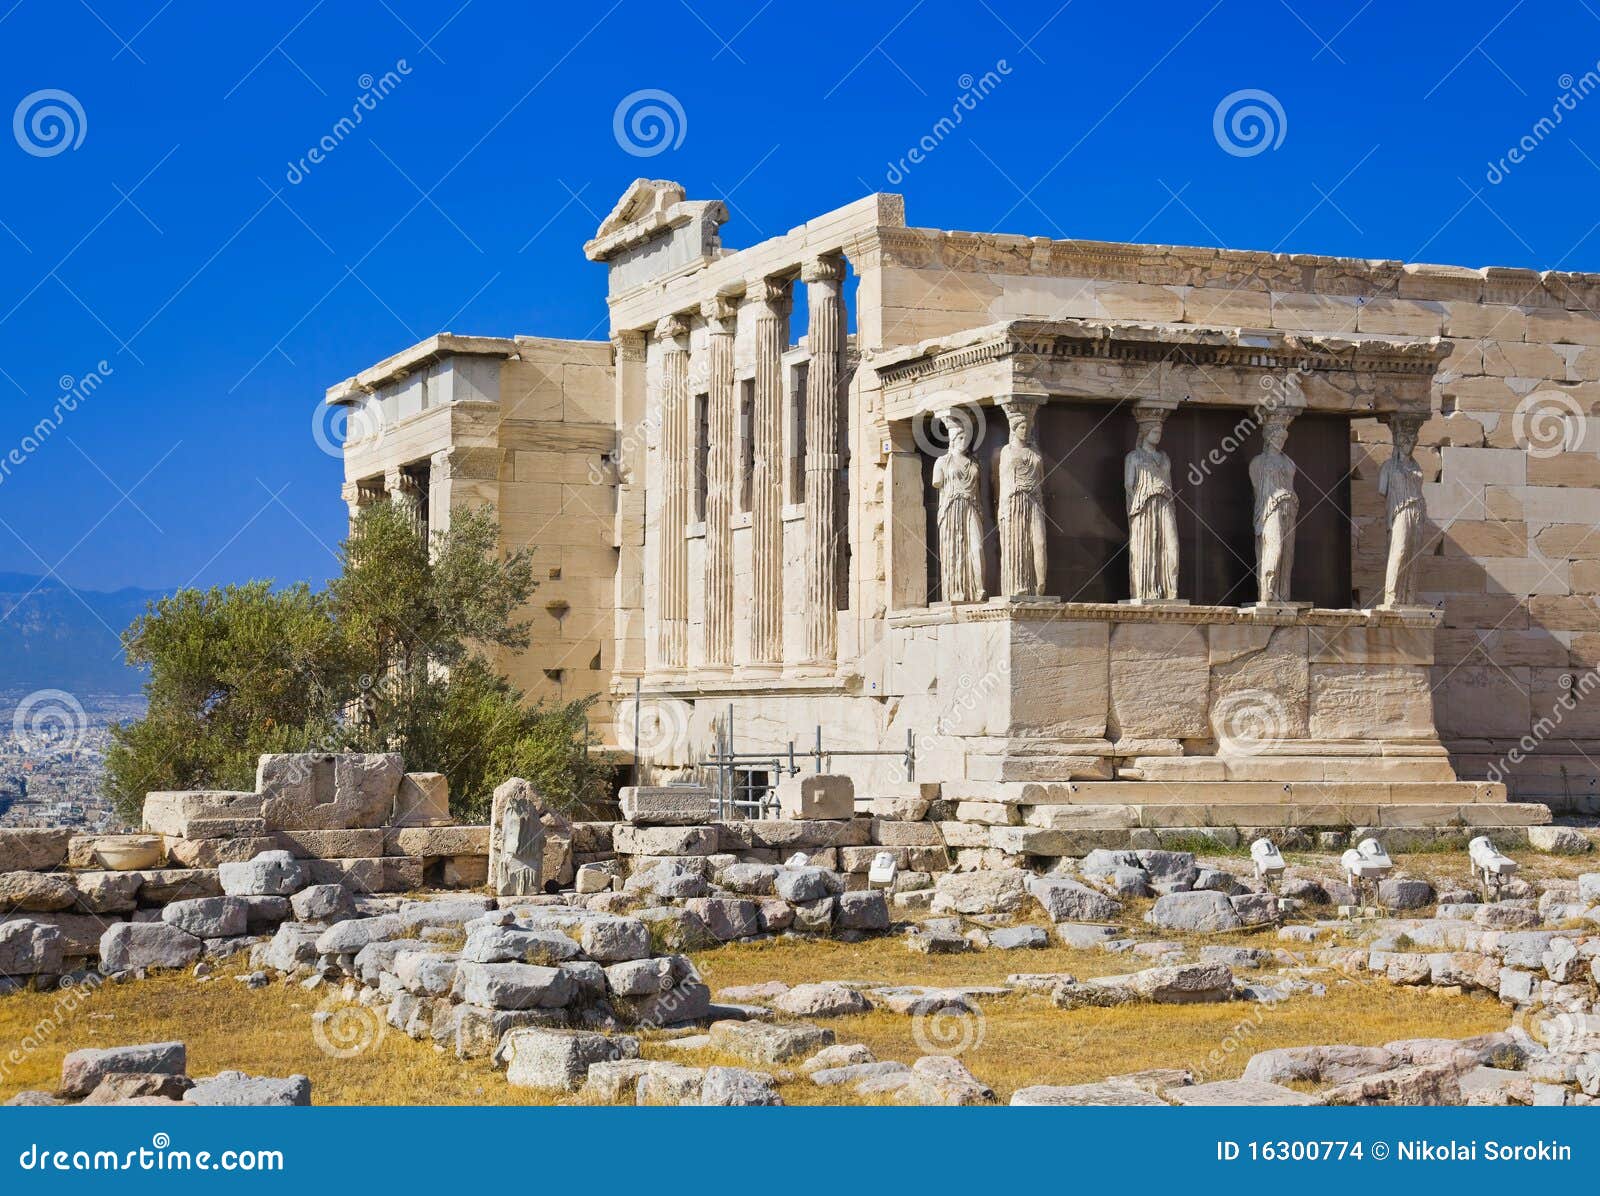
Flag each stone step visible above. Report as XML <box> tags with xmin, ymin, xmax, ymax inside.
<box><xmin>943</xmin><ymin>779</ymin><xmax>1509</xmax><ymax>805</ymax></box>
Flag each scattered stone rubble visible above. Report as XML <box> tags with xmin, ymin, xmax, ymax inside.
<box><xmin>5</xmin><ymin>1040</ymin><xmax>310</xmax><ymax>1107</ymax></box>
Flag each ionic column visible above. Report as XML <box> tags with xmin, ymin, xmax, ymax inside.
<box><xmin>701</xmin><ymin>295</ymin><xmax>737</xmax><ymax>669</ymax></box>
<box><xmin>747</xmin><ymin>277</ymin><xmax>790</xmax><ymax>667</ymax></box>
<box><xmin>385</xmin><ymin>466</ymin><xmax>426</xmax><ymax>538</ymax></box>
<box><xmin>802</xmin><ymin>257</ymin><xmax>847</xmax><ymax>664</ymax></box>
<box><xmin>655</xmin><ymin>314</ymin><xmax>691</xmax><ymax>671</ymax></box>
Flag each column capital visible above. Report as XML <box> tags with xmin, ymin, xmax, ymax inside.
<box><xmin>654</xmin><ymin>313</ymin><xmax>691</xmax><ymax>346</ymax></box>
<box><xmin>743</xmin><ymin>275</ymin><xmax>791</xmax><ymax>313</ymax></box>
<box><xmin>800</xmin><ymin>256</ymin><xmax>846</xmax><ymax>286</ymax></box>
<box><xmin>611</xmin><ymin>329</ymin><xmax>647</xmax><ymax>362</ymax></box>
<box><xmin>700</xmin><ymin>293</ymin><xmax>739</xmax><ymax>334</ymax></box>
<box><xmin>997</xmin><ymin>392</ymin><xmax>1048</xmax><ymax>413</ymax></box>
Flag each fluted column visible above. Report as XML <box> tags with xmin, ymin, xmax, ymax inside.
<box><xmin>385</xmin><ymin>467</ymin><xmax>426</xmax><ymax>538</ymax></box>
<box><xmin>802</xmin><ymin>257</ymin><xmax>847</xmax><ymax>664</ymax></box>
<box><xmin>655</xmin><ymin>314</ymin><xmax>691</xmax><ymax>670</ymax></box>
<box><xmin>747</xmin><ymin>277</ymin><xmax>790</xmax><ymax>667</ymax></box>
<box><xmin>701</xmin><ymin>295</ymin><xmax>737</xmax><ymax>669</ymax></box>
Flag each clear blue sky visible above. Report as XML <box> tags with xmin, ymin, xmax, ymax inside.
<box><xmin>1</xmin><ymin>0</ymin><xmax>1597</xmax><ymax>593</ymax></box>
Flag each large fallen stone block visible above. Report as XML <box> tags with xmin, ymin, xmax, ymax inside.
<box><xmin>580</xmin><ymin>916</ymin><xmax>651</xmax><ymax>962</ymax></box>
<box><xmin>1243</xmin><ymin>1044</ymin><xmax>1398</xmax><ymax>1086</ymax></box>
<box><xmin>1012</xmin><ymin>1082</ymin><xmax>1168</xmax><ymax>1106</ymax></box>
<box><xmin>708</xmin><ymin>1019</ymin><xmax>834</xmax><ymax>1064</ymax></box>
<box><xmin>777</xmin><ymin>774</ymin><xmax>854</xmax><ymax>820</ymax></box>
<box><xmin>0</xmin><ymin>828</ymin><xmax>72</xmax><ymax>872</ymax></box>
<box><xmin>836</xmin><ymin>889</ymin><xmax>890</xmax><ymax>931</ymax></box>
<box><xmin>266</xmin><ymin>923</ymin><xmax>323</xmax><ymax>972</ymax></box>
<box><xmin>0</xmin><ymin>919</ymin><xmax>65</xmax><ymax>976</ymax></box>
<box><xmin>288</xmin><ymin>884</ymin><xmax>355</xmax><ymax>924</ymax></box>
<box><xmin>71</xmin><ymin>871</ymin><xmax>142</xmax><ymax>914</ymax></box>
<box><xmin>452</xmin><ymin>961</ymin><xmax>575</xmax><ymax>1010</ymax></box>
<box><xmin>613</xmin><ymin>825</ymin><xmax>718</xmax><ymax>857</ymax></box>
<box><xmin>218</xmin><ymin>850</ymin><xmax>307</xmax><ymax>897</ymax></box>
<box><xmin>698</xmin><ymin>1066</ymin><xmax>783</xmax><ymax>1106</ymax></box>
<box><xmin>0</xmin><ymin>871</ymin><xmax>78</xmax><ymax>913</ymax></box>
<box><xmin>183</xmin><ymin>1071</ymin><xmax>312</xmax><ymax>1106</ymax></box>
<box><xmin>99</xmin><ymin>923</ymin><xmax>203</xmax><ymax>973</ymax></box>
<box><xmin>1322</xmin><ymin>1063</ymin><xmax>1462</xmax><ymax>1106</ymax></box>
<box><xmin>1145</xmin><ymin>889</ymin><xmax>1243</xmax><ymax>933</ymax></box>
<box><xmin>682</xmin><ymin>898</ymin><xmax>761</xmax><ymax>941</ymax></box>
<box><xmin>931</xmin><ymin>870</ymin><xmax>1029</xmax><ymax>916</ymax></box>
<box><xmin>1028</xmin><ymin>876</ymin><xmax>1122</xmax><ymax>923</ymax></box>
<box><xmin>258</xmin><ymin>753</ymin><xmax>402</xmax><ymax>831</ymax></box>
<box><xmin>392</xmin><ymin>772</ymin><xmax>450</xmax><ymax>826</ymax></box>
<box><xmin>502</xmin><ymin>1029</ymin><xmax>639</xmax><ymax>1091</ymax></box>
<box><xmin>60</xmin><ymin>1041</ymin><xmax>186</xmax><ymax>1098</ymax></box>
<box><xmin>453</xmin><ymin>1005</ymin><xmax>568</xmax><ymax>1059</ymax></box>
<box><xmin>142</xmin><ymin>791</ymin><xmax>262</xmax><ymax>839</ymax></box>
<box><xmin>127</xmin><ymin>868</ymin><xmax>222</xmax><ymax>903</ymax></box>
<box><xmin>1118</xmin><ymin>962</ymin><xmax>1234</xmax><ymax>1004</ymax></box>
<box><xmin>1166</xmin><ymin>1079</ymin><xmax>1322</xmax><ymax>1106</ymax></box>
<box><xmin>462</xmin><ymin>919</ymin><xmax>582</xmax><ymax>966</ymax></box>
<box><xmin>619</xmin><ymin>785</ymin><xmax>717</xmax><ymax>826</ymax></box>
<box><xmin>161</xmin><ymin>897</ymin><xmax>248</xmax><ymax>939</ymax></box>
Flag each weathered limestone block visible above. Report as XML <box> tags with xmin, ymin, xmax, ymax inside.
<box><xmin>452</xmin><ymin>961</ymin><xmax>576</xmax><ymax>1010</ymax></box>
<box><xmin>99</xmin><ymin>922</ymin><xmax>203</xmax><ymax>973</ymax></box>
<box><xmin>502</xmin><ymin>1028</ymin><xmax>639</xmax><ymax>1091</ymax></box>
<box><xmin>218</xmin><ymin>851</ymin><xmax>306</xmax><ymax>897</ymax></box>
<box><xmin>777</xmin><ymin>774</ymin><xmax>854</xmax><ymax>820</ymax></box>
<box><xmin>0</xmin><ymin>828</ymin><xmax>71</xmax><ymax>872</ymax></box>
<box><xmin>183</xmin><ymin>1071</ymin><xmax>312</xmax><ymax>1107</ymax></box>
<box><xmin>257</xmin><ymin>753</ymin><xmax>403</xmax><ymax>831</ymax></box>
<box><xmin>142</xmin><ymin>791</ymin><xmax>262</xmax><ymax>839</ymax></box>
<box><xmin>162</xmin><ymin>897</ymin><xmax>248</xmax><ymax>939</ymax></box>
<box><xmin>618</xmin><ymin>785</ymin><xmax>717</xmax><ymax>825</ymax></box>
<box><xmin>489</xmin><ymin>778</ymin><xmax>546</xmax><ymax>897</ymax></box>
<box><xmin>0</xmin><ymin>871</ymin><xmax>78</xmax><ymax>912</ymax></box>
<box><xmin>708</xmin><ymin>1019</ymin><xmax>834</xmax><ymax>1065</ymax></box>
<box><xmin>384</xmin><ymin>826</ymin><xmax>489</xmax><ymax>857</ymax></box>
<box><xmin>272</xmin><ymin>829</ymin><xmax>385</xmax><ymax>860</ymax></box>
<box><xmin>1309</xmin><ymin>664</ymin><xmax>1436</xmax><ymax>740</ymax></box>
<box><xmin>20</xmin><ymin>912</ymin><xmax>113</xmax><ymax>958</ymax></box>
<box><xmin>165</xmin><ymin>836</ymin><xmax>282</xmax><ymax>869</ymax></box>
<box><xmin>0</xmin><ymin>919</ymin><xmax>65</xmax><ymax>976</ymax></box>
<box><xmin>60</xmin><ymin>1042</ymin><xmax>186</xmax><ymax>1099</ymax></box>
<box><xmin>613</xmin><ymin>825</ymin><xmax>718</xmax><ymax>856</ymax></box>
<box><xmin>930</xmin><ymin>616</ymin><xmax>1109</xmax><ymax>738</ymax></box>
<box><xmin>392</xmin><ymin>772</ymin><xmax>450</xmax><ymax>826</ymax></box>
<box><xmin>1108</xmin><ymin>622</ymin><xmax>1209</xmax><ymax>739</ymax></box>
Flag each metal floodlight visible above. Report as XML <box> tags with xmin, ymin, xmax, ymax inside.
<box><xmin>867</xmin><ymin>850</ymin><xmax>898</xmax><ymax>888</ymax></box>
<box><xmin>1340</xmin><ymin>837</ymin><xmax>1393</xmax><ymax>909</ymax></box>
<box><xmin>1468</xmin><ymin>835</ymin><xmax>1517</xmax><ymax>895</ymax></box>
<box><xmin>1250</xmin><ymin>837</ymin><xmax>1287</xmax><ymax>882</ymax></box>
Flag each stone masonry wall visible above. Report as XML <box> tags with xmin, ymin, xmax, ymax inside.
<box><xmin>868</xmin><ymin>229</ymin><xmax>1600</xmax><ymax>810</ymax></box>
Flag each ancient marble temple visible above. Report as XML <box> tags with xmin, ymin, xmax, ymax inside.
<box><xmin>325</xmin><ymin>179</ymin><xmax>1600</xmax><ymax>820</ymax></box>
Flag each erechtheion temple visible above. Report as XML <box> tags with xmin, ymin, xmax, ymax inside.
<box><xmin>327</xmin><ymin>179</ymin><xmax>1600</xmax><ymax>829</ymax></box>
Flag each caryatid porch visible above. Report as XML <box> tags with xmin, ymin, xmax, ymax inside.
<box><xmin>871</xmin><ymin>318</ymin><xmax>1513</xmax><ymax>811</ymax></box>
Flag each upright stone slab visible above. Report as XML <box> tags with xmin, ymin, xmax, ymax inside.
<box><xmin>258</xmin><ymin>753</ymin><xmax>403</xmax><ymax>831</ymax></box>
<box><xmin>619</xmin><ymin>785</ymin><xmax>717</xmax><ymax>826</ymax></box>
<box><xmin>776</xmin><ymin>774</ymin><xmax>854</xmax><ymax>820</ymax></box>
<box><xmin>489</xmin><ymin>778</ymin><xmax>546</xmax><ymax>897</ymax></box>
<box><xmin>392</xmin><ymin>773</ymin><xmax>450</xmax><ymax>826</ymax></box>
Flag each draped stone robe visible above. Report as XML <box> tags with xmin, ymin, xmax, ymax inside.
<box><xmin>1250</xmin><ymin>448</ymin><xmax>1298</xmax><ymax>603</ymax></box>
<box><xmin>998</xmin><ymin>439</ymin><xmax>1047</xmax><ymax>596</ymax></box>
<box><xmin>1379</xmin><ymin>450</ymin><xmax>1425</xmax><ymax>606</ymax></box>
<box><xmin>1125</xmin><ymin>446</ymin><xmax>1179</xmax><ymax>600</ymax></box>
<box><xmin>933</xmin><ymin>448</ymin><xmax>986</xmax><ymax>603</ymax></box>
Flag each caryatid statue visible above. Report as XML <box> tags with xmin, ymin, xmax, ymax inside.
<box><xmin>931</xmin><ymin>409</ymin><xmax>986</xmax><ymax>603</ymax></box>
<box><xmin>1125</xmin><ymin>406</ymin><xmax>1179</xmax><ymax>601</ymax></box>
<box><xmin>997</xmin><ymin>396</ymin><xmax>1048</xmax><ymax>597</ymax></box>
<box><xmin>1249</xmin><ymin>413</ymin><xmax>1299</xmax><ymax>604</ymax></box>
<box><xmin>1379</xmin><ymin>414</ymin><xmax>1426</xmax><ymax>607</ymax></box>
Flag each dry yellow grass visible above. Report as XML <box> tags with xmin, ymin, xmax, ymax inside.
<box><xmin>0</xmin><ymin>930</ymin><xmax>1512</xmax><ymax>1106</ymax></box>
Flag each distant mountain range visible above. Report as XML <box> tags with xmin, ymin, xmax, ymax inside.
<box><xmin>0</xmin><ymin>572</ymin><xmax>164</xmax><ymax>694</ymax></box>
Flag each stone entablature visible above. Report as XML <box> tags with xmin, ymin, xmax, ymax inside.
<box><xmin>874</xmin><ymin>319</ymin><xmax>1449</xmax><ymax>420</ymax></box>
